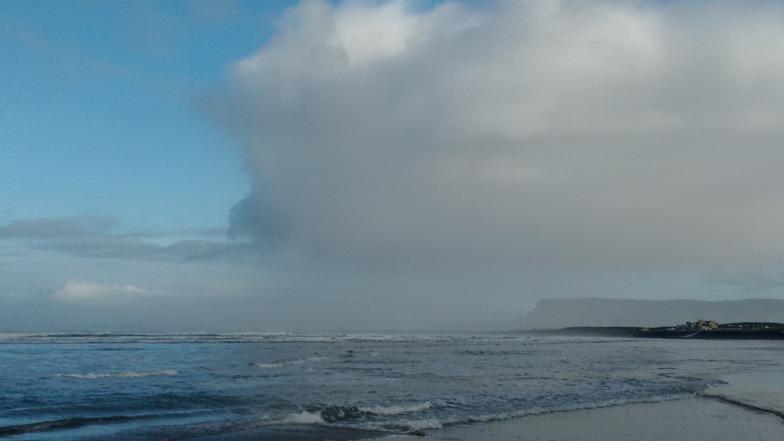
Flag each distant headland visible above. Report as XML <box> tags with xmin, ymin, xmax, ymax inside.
<box><xmin>519</xmin><ymin>298</ymin><xmax>784</xmax><ymax>331</ymax></box>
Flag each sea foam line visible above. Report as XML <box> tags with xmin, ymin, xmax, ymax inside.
<box><xmin>57</xmin><ymin>369</ymin><xmax>179</xmax><ymax>380</ymax></box>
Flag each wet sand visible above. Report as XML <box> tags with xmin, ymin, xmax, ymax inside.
<box><xmin>429</xmin><ymin>397</ymin><xmax>784</xmax><ymax>441</ymax></box>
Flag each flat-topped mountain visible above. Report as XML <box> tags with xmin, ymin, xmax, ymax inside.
<box><xmin>520</xmin><ymin>298</ymin><xmax>784</xmax><ymax>330</ymax></box>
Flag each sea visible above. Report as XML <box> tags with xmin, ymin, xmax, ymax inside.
<box><xmin>1</xmin><ymin>332</ymin><xmax>782</xmax><ymax>440</ymax></box>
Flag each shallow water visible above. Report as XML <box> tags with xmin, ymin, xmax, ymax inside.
<box><xmin>0</xmin><ymin>333</ymin><xmax>782</xmax><ymax>440</ymax></box>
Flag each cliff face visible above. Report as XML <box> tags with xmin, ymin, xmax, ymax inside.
<box><xmin>520</xmin><ymin>298</ymin><xmax>784</xmax><ymax>330</ymax></box>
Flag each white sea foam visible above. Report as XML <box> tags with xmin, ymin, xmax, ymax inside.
<box><xmin>57</xmin><ymin>369</ymin><xmax>179</xmax><ymax>380</ymax></box>
<box><xmin>282</xmin><ymin>411</ymin><xmax>325</xmax><ymax>425</ymax></box>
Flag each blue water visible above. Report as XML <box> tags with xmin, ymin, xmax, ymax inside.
<box><xmin>1</xmin><ymin>333</ymin><xmax>782</xmax><ymax>440</ymax></box>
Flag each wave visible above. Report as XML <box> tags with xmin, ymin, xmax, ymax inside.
<box><xmin>57</xmin><ymin>369</ymin><xmax>179</xmax><ymax>380</ymax></box>
<box><xmin>0</xmin><ymin>414</ymin><xmax>158</xmax><ymax>437</ymax></box>
<box><xmin>256</xmin><ymin>356</ymin><xmax>329</xmax><ymax>369</ymax></box>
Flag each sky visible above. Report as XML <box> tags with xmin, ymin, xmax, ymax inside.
<box><xmin>2</xmin><ymin>0</ymin><xmax>784</xmax><ymax>332</ymax></box>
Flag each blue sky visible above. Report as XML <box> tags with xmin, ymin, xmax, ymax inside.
<box><xmin>1</xmin><ymin>0</ymin><xmax>298</xmax><ymax>233</ymax></box>
<box><xmin>3</xmin><ymin>0</ymin><xmax>784</xmax><ymax>332</ymax></box>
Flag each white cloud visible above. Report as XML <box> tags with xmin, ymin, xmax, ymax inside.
<box><xmin>55</xmin><ymin>281</ymin><xmax>160</xmax><ymax>302</ymax></box>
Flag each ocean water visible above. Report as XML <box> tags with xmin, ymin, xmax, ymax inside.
<box><xmin>1</xmin><ymin>333</ymin><xmax>782</xmax><ymax>440</ymax></box>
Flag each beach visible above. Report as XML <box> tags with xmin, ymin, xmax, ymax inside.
<box><xmin>429</xmin><ymin>397</ymin><xmax>784</xmax><ymax>441</ymax></box>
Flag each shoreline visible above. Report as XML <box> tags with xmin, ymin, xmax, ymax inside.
<box><xmin>524</xmin><ymin>326</ymin><xmax>784</xmax><ymax>339</ymax></box>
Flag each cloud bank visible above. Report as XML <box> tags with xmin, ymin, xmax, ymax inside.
<box><xmin>214</xmin><ymin>0</ymin><xmax>784</xmax><ymax>271</ymax></box>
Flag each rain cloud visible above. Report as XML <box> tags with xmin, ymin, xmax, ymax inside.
<box><xmin>213</xmin><ymin>0</ymin><xmax>784</xmax><ymax>271</ymax></box>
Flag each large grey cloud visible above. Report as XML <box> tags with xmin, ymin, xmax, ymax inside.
<box><xmin>213</xmin><ymin>0</ymin><xmax>784</xmax><ymax>272</ymax></box>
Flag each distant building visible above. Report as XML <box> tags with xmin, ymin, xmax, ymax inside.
<box><xmin>686</xmin><ymin>319</ymin><xmax>718</xmax><ymax>331</ymax></box>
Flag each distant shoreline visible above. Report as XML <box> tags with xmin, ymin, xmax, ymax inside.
<box><xmin>526</xmin><ymin>326</ymin><xmax>784</xmax><ymax>339</ymax></box>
